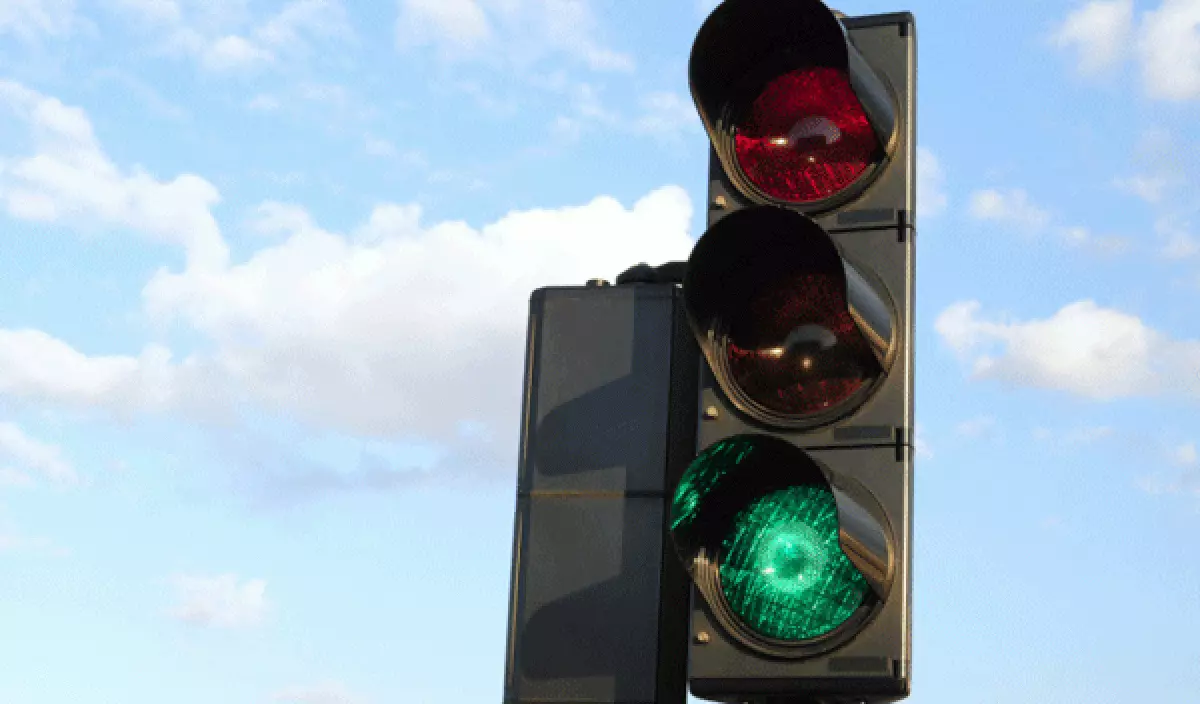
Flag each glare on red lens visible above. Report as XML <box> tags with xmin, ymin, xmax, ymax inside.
<box><xmin>734</xmin><ymin>67</ymin><xmax>877</xmax><ymax>203</ymax></box>
<box><xmin>725</xmin><ymin>271</ymin><xmax>878</xmax><ymax>418</ymax></box>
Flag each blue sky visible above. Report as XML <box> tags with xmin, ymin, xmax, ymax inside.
<box><xmin>0</xmin><ymin>0</ymin><xmax>1198</xmax><ymax>702</ymax></box>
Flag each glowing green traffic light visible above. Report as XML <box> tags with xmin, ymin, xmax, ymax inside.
<box><xmin>670</xmin><ymin>435</ymin><xmax>872</xmax><ymax>645</ymax></box>
<box><xmin>719</xmin><ymin>484</ymin><xmax>869</xmax><ymax>641</ymax></box>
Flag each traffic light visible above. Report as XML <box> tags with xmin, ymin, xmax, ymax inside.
<box><xmin>670</xmin><ymin>0</ymin><xmax>916</xmax><ymax>701</ymax></box>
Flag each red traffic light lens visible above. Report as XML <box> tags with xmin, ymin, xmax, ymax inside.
<box><xmin>725</xmin><ymin>269</ymin><xmax>879</xmax><ymax>418</ymax></box>
<box><xmin>734</xmin><ymin>67</ymin><xmax>878</xmax><ymax>204</ymax></box>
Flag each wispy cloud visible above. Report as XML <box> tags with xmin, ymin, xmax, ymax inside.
<box><xmin>968</xmin><ymin>187</ymin><xmax>1132</xmax><ymax>254</ymax></box>
<box><xmin>1034</xmin><ymin>425</ymin><xmax>1116</xmax><ymax>445</ymax></box>
<box><xmin>551</xmin><ymin>85</ymin><xmax>699</xmax><ymax>143</ymax></box>
<box><xmin>0</xmin><ymin>0</ymin><xmax>78</xmax><ymax>41</ymax></box>
<box><xmin>917</xmin><ymin>147</ymin><xmax>948</xmax><ymax>219</ymax></box>
<box><xmin>1051</xmin><ymin>0</ymin><xmax>1134</xmax><ymax>75</ymax></box>
<box><xmin>169</xmin><ymin>573</ymin><xmax>269</xmax><ymax>628</ymax></box>
<box><xmin>1113</xmin><ymin>173</ymin><xmax>1172</xmax><ymax>203</ymax></box>
<box><xmin>0</xmin><ymin>508</ymin><xmax>68</xmax><ymax>555</ymax></box>
<box><xmin>1052</xmin><ymin>0</ymin><xmax>1200</xmax><ymax>101</ymax></box>
<box><xmin>936</xmin><ymin>299</ymin><xmax>1200</xmax><ymax>400</ymax></box>
<box><xmin>1157</xmin><ymin>216</ymin><xmax>1199</xmax><ymax>259</ymax></box>
<box><xmin>272</xmin><ymin>682</ymin><xmax>360</xmax><ymax>704</ymax></box>
<box><xmin>968</xmin><ymin>188</ymin><xmax>1051</xmax><ymax>230</ymax></box>
<box><xmin>1137</xmin><ymin>0</ymin><xmax>1200</xmax><ymax>100</ymax></box>
<box><xmin>0</xmin><ymin>422</ymin><xmax>76</xmax><ymax>485</ymax></box>
<box><xmin>914</xmin><ymin>422</ymin><xmax>933</xmax><ymax>459</ymax></box>
<box><xmin>955</xmin><ymin>415</ymin><xmax>998</xmax><ymax>439</ymax></box>
<box><xmin>396</xmin><ymin>0</ymin><xmax>633</xmax><ymax>73</ymax></box>
<box><xmin>1138</xmin><ymin>441</ymin><xmax>1200</xmax><ymax>499</ymax></box>
<box><xmin>1057</xmin><ymin>225</ymin><xmax>1133</xmax><ymax>255</ymax></box>
<box><xmin>107</xmin><ymin>0</ymin><xmax>354</xmax><ymax>73</ymax></box>
<box><xmin>0</xmin><ymin>82</ymin><xmax>694</xmax><ymax>473</ymax></box>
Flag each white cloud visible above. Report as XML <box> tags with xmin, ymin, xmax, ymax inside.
<box><xmin>0</xmin><ymin>329</ymin><xmax>195</xmax><ymax>415</ymax></box>
<box><xmin>256</xmin><ymin>0</ymin><xmax>351</xmax><ymax>49</ymax></box>
<box><xmin>968</xmin><ymin>188</ymin><xmax>1126</xmax><ymax>254</ymax></box>
<box><xmin>272</xmin><ymin>682</ymin><xmax>360</xmax><ymax>704</ymax></box>
<box><xmin>290</xmin><ymin>83</ymin><xmax>374</xmax><ymax>123</ymax></box>
<box><xmin>914</xmin><ymin>422</ymin><xmax>932</xmax><ymax>459</ymax></box>
<box><xmin>1057</xmin><ymin>226</ymin><xmax>1133</xmax><ymax>255</ymax></box>
<box><xmin>140</xmin><ymin>184</ymin><xmax>694</xmax><ymax>442</ymax></box>
<box><xmin>570</xmin><ymin>82</ymin><xmax>617</xmax><ymax>124</ymax></box>
<box><xmin>1114</xmin><ymin>128</ymin><xmax>1187</xmax><ymax>205</ymax></box>
<box><xmin>0</xmin><ymin>82</ymin><xmax>695</xmax><ymax>458</ymax></box>
<box><xmin>1064</xmin><ymin>425</ymin><xmax>1115</xmax><ymax>444</ymax></box>
<box><xmin>1052</xmin><ymin>0</ymin><xmax>1134</xmax><ymax>75</ymax></box>
<box><xmin>1157</xmin><ymin>217</ymin><xmax>1199</xmax><ymax>258</ymax></box>
<box><xmin>249</xmin><ymin>201</ymin><xmax>318</xmax><ymax>238</ymax></box>
<box><xmin>362</xmin><ymin>135</ymin><xmax>398</xmax><ymax>158</ymax></box>
<box><xmin>1138</xmin><ymin>0</ymin><xmax>1200</xmax><ymax>100</ymax></box>
<box><xmin>1139</xmin><ymin>441</ymin><xmax>1200</xmax><ymax>498</ymax></box>
<box><xmin>108</xmin><ymin>0</ymin><xmax>351</xmax><ymax>73</ymax></box>
<box><xmin>0</xmin><ymin>80</ymin><xmax>228</xmax><ymax>269</ymax></box>
<box><xmin>1032</xmin><ymin>425</ymin><xmax>1115</xmax><ymax>445</ymax></box>
<box><xmin>0</xmin><ymin>513</ymin><xmax>64</xmax><ymax>554</ymax></box>
<box><xmin>170</xmin><ymin>574</ymin><xmax>268</xmax><ymax>628</ymax></box>
<box><xmin>0</xmin><ymin>468</ymin><xmax>36</xmax><ymax>487</ymax></box>
<box><xmin>1113</xmin><ymin>173</ymin><xmax>1172</xmax><ymax>203</ymax></box>
<box><xmin>397</xmin><ymin>0</ymin><xmax>491</xmax><ymax>51</ymax></box>
<box><xmin>351</xmin><ymin>202</ymin><xmax>421</xmax><ymax>243</ymax></box>
<box><xmin>93</xmin><ymin>68</ymin><xmax>189</xmax><ymax>121</ymax></box>
<box><xmin>110</xmin><ymin>0</ymin><xmax>180</xmax><ymax>24</ymax></box>
<box><xmin>968</xmin><ymin>188</ymin><xmax>1050</xmax><ymax>230</ymax></box>
<box><xmin>550</xmin><ymin>115</ymin><xmax>584</xmax><ymax>142</ymax></box>
<box><xmin>0</xmin><ymin>422</ymin><xmax>76</xmax><ymax>485</ymax></box>
<box><xmin>451</xmin><ymin>80</ymin><xmax>519</xmax><ymax>116</ymax></box>
<box><xmin>917</xmin><ymin>147</ymin><xmax>948</xmax><ymax>218</ymax></box>
<box><xmin>537</xmin><ymin>0</ymin><xmax>633</xmax><ymax>72</ymax></box>
<box><xmin>0</xmin><ymin>0</ymin><xmax>76</xmax><ymax>40</ymax></box>
<box><xmin>936</xmin><ymin>300</ymin><xmax>1200</xmax><ymax>400</ymax></box>
<box><xmin>248</xmin><ymin>94</ymin><xmax>282</xmax><ymax>111</ymax></box>
<box><xmin>396</xmin><ymin>0</ymin><xmax>634</xmax><ymax>73</ymax></box>
<box><xmin>632</xmin><ymin>91</ymin><xmax>698</xmax><ymax>138</ymax></box>
<box><xmin>196</xmin><ymin>33</ymin><xmax>273</xmax><ymax>70</ymax></box>
<box><xmin>554</xmin><ymin>86</ymin><xmax>699</xmax><ymax>143</ymax></box>
<box><xmin>955</xmin><ymin>415</ymin><xmax>998</xmax><ymax>438</ymax></box>
<box><xmin>1053</xmin><ymin>0</ymin><xmax>1200</xmax><ymax>100</ymax></box>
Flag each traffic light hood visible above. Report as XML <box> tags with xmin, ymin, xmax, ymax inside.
<box><xmin>683</xmin><ymin>206</ymin><xmax>895</xmax><ymax>428</ymax></box>
<box><xmin>670</xmin><ymin>434</ymin><xmax>893</xmax><ymax>656</ymax></box>
<box><xmin>690</xmin><ymin>0</ymin><xmax>897</xmax><ymax>208</ymax></box>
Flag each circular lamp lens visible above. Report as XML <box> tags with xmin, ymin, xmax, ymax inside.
<box><xmin>724</xmin><ymin>269</ymin><xmax>881</xmax><ymax>419</ymax></box>
<box><xmin>719</xmin><ymin>484</ymin><xmax>869</xmax><ymax>642</ymax></box>
<box><xmin>733</xmin><ymin>67</ymin><xmax>878</xmax><ymax>204</ymax></box>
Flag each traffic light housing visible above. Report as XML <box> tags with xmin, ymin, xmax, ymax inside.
<box><xmin>671</xmin><ymin>1</ymin><xmax>916</xmax><ymax>701</ymax></box>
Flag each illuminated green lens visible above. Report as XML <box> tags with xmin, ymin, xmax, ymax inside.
<box><xmin>719</xmin><ymin>485</ymin><xmax>868</xmax><ymax>641</ymax></box>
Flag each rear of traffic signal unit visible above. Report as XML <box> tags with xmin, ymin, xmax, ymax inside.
<box><xmin>670</xmin><ymin>1</ymin><xmax>916</xmax><ymax>701</ymax></box>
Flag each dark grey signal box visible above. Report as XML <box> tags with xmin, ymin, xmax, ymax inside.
<box><xmin>503</xmin><ymin>284</ymin><xmax>697</xmax><ymax>704</ymax></box>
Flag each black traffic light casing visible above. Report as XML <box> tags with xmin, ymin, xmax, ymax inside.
<box><xmin>504</xmin><ymin>284</ymin><xmax>696</xmax><ymax>704</ymax></box>
<box><xmin>675</xmin><ymin>1</ymin><xmax>915</xmax><ymax>702</ymax></box>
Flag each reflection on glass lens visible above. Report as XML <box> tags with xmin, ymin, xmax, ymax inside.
<box><xmin>734</xmin><ymin>67</ymin><xmax>878</xmax><ymax>203</ymax></box>
<box><xmin>720</xmin><ymin>484</ymin><xmax>869</xmax><ymax>641</ymax></box>
<box><xmin>725</xmin><ymin>271</ymin><xmax>879</xmax><ymax>417</ymax></box>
